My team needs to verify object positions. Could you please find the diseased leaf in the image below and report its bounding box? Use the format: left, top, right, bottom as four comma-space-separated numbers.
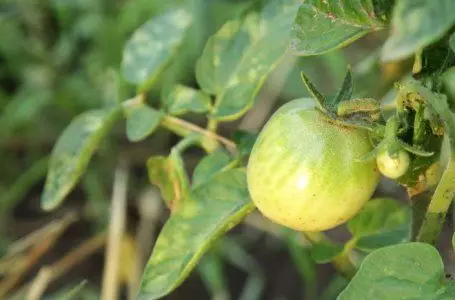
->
195, 20, 250, 96
382, 0, 455, 61
41, 107, 121, 211
192, 149, 233, 187
147, 149, 189, 210
290, 1, 385, 56
338, 243, 454, 300
138, 168, 255, 299
196, 0, 300, 121
165, 84, 211, 116
124, 102, 164, 142
347, 198, 411, 252
121, 8, 192, 89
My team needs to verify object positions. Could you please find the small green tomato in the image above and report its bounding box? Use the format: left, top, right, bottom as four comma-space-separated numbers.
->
247, 99, 380, 232
376, 149, 410, 179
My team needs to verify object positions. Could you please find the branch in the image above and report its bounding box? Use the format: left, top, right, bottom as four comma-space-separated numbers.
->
101, 159, 129, 300
0, 212, 77, 298
26, 233, 106, 300
161, 115, 238, 155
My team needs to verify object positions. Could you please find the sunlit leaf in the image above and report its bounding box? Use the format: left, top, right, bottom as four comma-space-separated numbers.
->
121, 8, 192, 89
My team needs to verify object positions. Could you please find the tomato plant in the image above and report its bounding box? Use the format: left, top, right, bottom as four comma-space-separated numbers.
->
3, 0, 455, 299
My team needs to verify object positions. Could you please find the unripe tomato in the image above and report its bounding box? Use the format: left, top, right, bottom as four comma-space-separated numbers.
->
247, 99, 380, 232
376, 150, 410, 179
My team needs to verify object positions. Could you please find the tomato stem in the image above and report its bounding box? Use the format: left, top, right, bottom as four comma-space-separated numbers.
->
160, 115, 238, 154
417, 155, 455, 244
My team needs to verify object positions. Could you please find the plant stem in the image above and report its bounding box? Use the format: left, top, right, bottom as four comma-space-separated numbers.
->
160, 115, 237, 154
417, 155, 455, 244
207, 119, 218, 132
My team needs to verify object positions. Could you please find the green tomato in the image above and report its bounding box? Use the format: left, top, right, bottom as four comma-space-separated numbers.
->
247, 99, 380, 232
376, 149, 410, 179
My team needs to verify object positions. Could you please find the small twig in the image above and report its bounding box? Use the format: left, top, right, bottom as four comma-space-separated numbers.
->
0, 213, 77, 298
6, 212, 77, 257
161, 115, 238, 154
26, 233, 106, 300
101, 159, 129, 300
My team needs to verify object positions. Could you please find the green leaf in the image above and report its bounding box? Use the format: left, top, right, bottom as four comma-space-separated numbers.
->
382, 0, 455, 61
146, 149, 189, 209
452, 233, 455, 250
290, 1, 385, 56
121, 8, 192, 89
310, 242, 344, 264
232, 130, 258, 158
334, 68, 353, 104
338, 243, 454, 300
347, 198, 411, 251
41, 107, 121, 211
196, 0, 300, 121
138, 168, 255, 299
195, 19, 250, 96
124, 102, 164, 142
164, 84, 211, 116
300, 72, 328, 111
192, 149, 233, 188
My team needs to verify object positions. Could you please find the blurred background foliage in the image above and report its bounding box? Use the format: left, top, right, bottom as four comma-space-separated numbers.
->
0, 0, 412, 299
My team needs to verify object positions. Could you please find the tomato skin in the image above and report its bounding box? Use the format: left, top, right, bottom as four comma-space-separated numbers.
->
376, 150, 410, 179
247, 99, 380, 231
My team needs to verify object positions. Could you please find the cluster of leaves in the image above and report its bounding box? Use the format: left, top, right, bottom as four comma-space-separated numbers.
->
5, 0, 455, 299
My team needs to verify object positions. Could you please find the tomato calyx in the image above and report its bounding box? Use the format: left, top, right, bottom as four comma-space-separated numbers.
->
300, 70, 382, 132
